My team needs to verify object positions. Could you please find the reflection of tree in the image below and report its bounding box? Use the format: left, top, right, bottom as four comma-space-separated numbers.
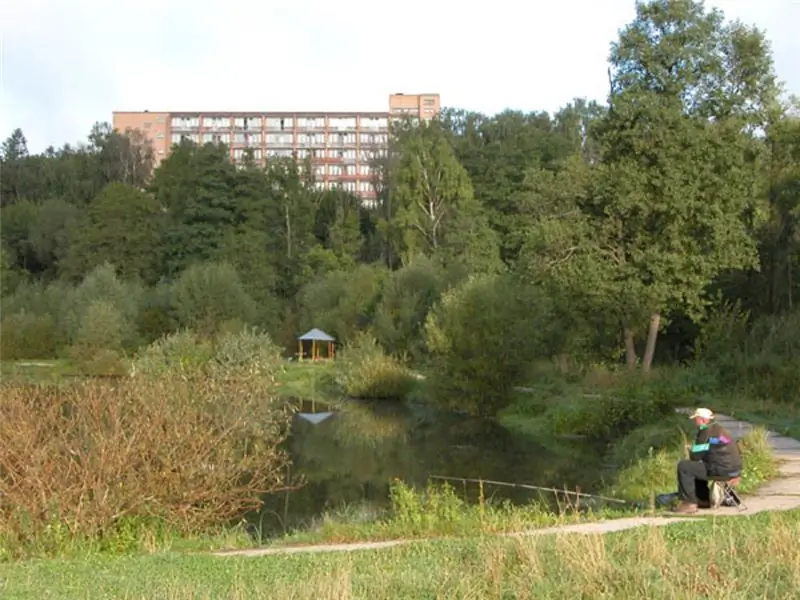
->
256, 402, 607, 535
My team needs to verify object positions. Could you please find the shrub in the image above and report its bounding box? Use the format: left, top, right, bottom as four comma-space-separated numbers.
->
61, 263, 143, 349
130, 328, 284, 381
0, 376, 291, 558
424, 274, 557, 416
0, 310, 58, 359
298, 264, 387, 344
371, 256, 445, 360
130, 330, 213, 378
333, 332, 417, 399
169, 262, 258, 338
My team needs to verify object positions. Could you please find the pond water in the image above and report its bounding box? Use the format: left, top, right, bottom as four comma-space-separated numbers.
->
255, 399, 608, 537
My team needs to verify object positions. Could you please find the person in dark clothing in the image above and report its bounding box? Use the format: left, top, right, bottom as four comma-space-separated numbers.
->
673, 408, 743, 514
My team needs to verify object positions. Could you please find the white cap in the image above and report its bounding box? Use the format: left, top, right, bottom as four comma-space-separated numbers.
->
689, 408, 714, 420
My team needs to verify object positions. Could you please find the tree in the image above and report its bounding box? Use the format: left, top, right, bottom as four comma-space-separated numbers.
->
64, 183, 166, 284
533, 0, 779, 372
386, 118, 501, 272
151, 141, 239, 275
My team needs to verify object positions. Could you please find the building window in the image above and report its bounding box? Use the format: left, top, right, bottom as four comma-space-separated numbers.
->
423, 98, 435, 106
311, 133, 325, 146
266, 117, 291, 131
329, 117, 356, 130
343, 149, 356, 161
329, 165, 342, 176
313, 149, 325, 159
360, 116, 387, 130
266, 134, 292, 146
156, 132, 165, 139
358, 181, 371, 192
296, 149, 309, 159
171, 116, 200, 129
204, 117, 230, 130
359, 164, 370, 176
345, 165, 356, 176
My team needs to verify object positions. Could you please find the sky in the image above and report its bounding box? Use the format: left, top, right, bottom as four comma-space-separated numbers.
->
2, 0, 799, 154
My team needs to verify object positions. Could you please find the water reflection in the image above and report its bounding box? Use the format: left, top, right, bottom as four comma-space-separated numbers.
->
256, 399, 606, 536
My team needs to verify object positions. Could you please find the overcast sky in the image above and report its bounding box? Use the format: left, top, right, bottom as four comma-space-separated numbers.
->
2, 0, 798, 153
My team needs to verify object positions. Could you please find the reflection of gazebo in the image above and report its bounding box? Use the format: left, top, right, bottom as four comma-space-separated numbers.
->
297, 328, 335, 361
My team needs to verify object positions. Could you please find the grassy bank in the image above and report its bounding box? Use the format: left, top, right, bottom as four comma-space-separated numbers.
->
267, 480, 637, 547
2, 509, 799, 599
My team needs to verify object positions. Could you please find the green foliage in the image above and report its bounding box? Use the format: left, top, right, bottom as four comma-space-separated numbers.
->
130, 328, 283, 380
298, 264, 387, 344
130, 330, 213, 378
169, 261, 257, 337
698, 305, 800, 401
424, 274, 556, 416
0, 310, 57, 359
63, 182, 166, 283
371, 256, 446, 360
333, 332, 417, 400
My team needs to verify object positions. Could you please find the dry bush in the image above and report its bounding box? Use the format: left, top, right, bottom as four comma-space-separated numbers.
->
0, 376, 292, 555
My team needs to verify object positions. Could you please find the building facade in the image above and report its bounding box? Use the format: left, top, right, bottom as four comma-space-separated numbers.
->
112, 93, 440, 200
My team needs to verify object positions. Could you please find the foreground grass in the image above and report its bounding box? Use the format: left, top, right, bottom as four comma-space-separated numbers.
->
3, 510, 800, 599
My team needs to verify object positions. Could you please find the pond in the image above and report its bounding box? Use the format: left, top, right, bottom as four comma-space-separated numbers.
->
254, 399, 608, 538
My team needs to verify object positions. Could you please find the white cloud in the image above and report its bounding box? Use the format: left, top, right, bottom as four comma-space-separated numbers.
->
1, 0, 798, 152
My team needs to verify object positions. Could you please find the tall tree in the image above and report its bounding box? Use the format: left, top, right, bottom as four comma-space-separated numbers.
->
386, 118, 501, 272
595, 0, 779, 371
63, 183, 166, 284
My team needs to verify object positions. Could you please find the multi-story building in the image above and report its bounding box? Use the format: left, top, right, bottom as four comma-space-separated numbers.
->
112, 93, 440, 201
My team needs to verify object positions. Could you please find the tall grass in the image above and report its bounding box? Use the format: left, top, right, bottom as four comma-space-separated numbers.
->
3, 510, 800, 599
333, 333, 418, 400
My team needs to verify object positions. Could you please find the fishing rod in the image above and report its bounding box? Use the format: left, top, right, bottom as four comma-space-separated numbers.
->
429, 475, 632, 505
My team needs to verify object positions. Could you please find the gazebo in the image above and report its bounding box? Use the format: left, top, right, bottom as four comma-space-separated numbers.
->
297, 328, 335, 361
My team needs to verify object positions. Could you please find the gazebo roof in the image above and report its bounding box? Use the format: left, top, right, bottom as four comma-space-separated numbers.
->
298, 328, 335, 342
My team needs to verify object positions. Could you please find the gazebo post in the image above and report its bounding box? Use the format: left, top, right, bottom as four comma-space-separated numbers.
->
312, 339, 317, 361
298, 339, 303, 361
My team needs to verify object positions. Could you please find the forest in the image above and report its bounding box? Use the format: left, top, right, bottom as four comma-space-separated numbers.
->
2, 0, 799, 417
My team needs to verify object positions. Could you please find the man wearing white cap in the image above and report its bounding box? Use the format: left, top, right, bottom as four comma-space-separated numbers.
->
673, 407, 743, 514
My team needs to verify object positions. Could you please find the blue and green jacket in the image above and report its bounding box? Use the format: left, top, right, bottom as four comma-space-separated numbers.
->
690, 421, 743, 476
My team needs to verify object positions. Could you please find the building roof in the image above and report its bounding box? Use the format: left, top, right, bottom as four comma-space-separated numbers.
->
298, 328, 335, 342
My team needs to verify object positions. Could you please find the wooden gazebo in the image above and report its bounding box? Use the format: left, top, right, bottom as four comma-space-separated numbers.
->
297, 328, 335, 361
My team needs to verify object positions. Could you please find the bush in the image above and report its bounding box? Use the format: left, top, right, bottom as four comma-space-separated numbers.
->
61, 263, 143, 350
424, 274, 557, 416
514, 393, 676, 443
697, 305, 800, 402
0, 376, 291, 558
130, 328, 283, 380
130, 330, 213, 378
333, 332, 417, 399
0, 310, 58, 359
371, 256, 445, 360
169, 262, 258, 338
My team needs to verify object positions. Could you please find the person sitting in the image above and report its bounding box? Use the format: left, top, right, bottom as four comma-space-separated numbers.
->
673, 407, 743, 514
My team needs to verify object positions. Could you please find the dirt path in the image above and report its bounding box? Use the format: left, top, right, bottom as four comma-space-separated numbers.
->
214, 413, 800, 558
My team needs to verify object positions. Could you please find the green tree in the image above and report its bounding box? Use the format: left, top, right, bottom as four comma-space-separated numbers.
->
527, 0, 779, 371
424, 274, 556, 416
151, 141, 239, 275
64, 183, 166, 283
386, 119, 501, 272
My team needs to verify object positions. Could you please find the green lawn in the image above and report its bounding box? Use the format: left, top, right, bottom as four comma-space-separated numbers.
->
2, 510, 799, 599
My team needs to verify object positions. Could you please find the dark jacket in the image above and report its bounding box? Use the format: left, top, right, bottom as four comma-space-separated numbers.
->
690, 421, 743, 476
